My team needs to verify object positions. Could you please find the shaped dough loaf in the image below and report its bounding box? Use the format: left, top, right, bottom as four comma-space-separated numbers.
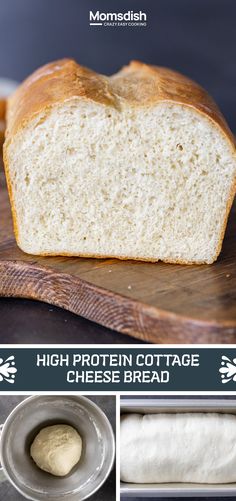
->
120, 413, 236, 484
30, 424, 82, 476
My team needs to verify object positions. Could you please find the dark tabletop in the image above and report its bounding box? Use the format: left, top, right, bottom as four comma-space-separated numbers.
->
0, 395, 116, 500
0, 298, 143, 344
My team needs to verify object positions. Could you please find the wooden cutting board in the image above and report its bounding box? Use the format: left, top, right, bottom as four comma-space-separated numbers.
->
0, 174, 235, 343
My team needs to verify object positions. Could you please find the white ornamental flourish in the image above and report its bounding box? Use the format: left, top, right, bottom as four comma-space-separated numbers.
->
0, 356, 17, 384
219, 355, 236, 384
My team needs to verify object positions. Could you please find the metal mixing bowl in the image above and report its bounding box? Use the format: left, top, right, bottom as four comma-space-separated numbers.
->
0, 395, 115, 500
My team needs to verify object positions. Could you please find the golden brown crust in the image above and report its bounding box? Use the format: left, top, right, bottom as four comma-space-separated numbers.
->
3, 58, 236, 264
0, 98, 6, 121
3, 156, 19, 243
5, 59, 119, 138
5, 58, 236, 148
0, 127, 5, 150
112, 61, 235, 145
15, 245, 211, 265
214, 178, 236, 261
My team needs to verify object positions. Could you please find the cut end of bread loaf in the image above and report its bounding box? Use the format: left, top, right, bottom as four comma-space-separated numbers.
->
4, 60, 236, 264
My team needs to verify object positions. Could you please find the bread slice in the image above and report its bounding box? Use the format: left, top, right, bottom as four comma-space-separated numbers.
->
4, 59, 236, 264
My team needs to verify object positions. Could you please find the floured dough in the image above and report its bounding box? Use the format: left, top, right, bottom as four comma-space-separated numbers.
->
30, 424, 82, 476
120, 413, 236, 484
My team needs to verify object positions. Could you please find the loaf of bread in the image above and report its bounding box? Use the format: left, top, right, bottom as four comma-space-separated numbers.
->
120, 412, 236, 483
4, 59, 236, 263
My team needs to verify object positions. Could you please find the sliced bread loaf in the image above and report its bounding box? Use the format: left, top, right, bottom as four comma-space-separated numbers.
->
4, 59, 236, 263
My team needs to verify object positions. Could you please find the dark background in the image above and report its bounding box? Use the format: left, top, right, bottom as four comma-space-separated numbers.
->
0, 0, 235, 130
0, 0, 235, 343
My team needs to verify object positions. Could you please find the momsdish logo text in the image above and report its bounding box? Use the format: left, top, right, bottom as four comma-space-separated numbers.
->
89, 10, 147, 27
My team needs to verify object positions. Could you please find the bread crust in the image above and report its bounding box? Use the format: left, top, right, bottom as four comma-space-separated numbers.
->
3, 59, 236, 264
0, 98, 6, 121
4, 59, 236, 143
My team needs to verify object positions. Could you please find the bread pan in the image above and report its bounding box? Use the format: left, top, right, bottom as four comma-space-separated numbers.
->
120, 398, 236, 498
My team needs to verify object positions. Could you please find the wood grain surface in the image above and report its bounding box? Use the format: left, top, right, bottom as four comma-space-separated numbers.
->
0, 171, 235, 344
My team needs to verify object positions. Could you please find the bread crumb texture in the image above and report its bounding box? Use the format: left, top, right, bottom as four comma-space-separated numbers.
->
4, 60, 236, 264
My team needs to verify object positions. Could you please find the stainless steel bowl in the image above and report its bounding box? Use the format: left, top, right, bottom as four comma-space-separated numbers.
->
0, 395, 115, 500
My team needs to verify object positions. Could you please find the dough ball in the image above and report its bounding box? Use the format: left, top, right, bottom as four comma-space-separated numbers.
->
30, 424, 82, 476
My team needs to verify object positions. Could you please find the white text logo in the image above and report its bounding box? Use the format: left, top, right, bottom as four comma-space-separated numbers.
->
89, 10, 147, 28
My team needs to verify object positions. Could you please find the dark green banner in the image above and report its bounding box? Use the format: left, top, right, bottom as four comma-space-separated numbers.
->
0, 348, 235, 391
